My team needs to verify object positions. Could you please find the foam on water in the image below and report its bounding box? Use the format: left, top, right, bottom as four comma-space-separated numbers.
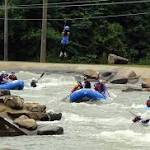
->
1, 71, 150, 150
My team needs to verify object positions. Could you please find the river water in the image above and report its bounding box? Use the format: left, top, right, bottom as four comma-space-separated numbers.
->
0, 71, 150, 150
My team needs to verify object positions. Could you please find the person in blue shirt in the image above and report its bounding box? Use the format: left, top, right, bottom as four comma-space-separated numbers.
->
59, 26, 70, 58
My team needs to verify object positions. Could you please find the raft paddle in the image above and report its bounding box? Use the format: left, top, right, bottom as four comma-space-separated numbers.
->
31, 72, 45, 87
37, 72, 45, 82
61, 76, 81, 101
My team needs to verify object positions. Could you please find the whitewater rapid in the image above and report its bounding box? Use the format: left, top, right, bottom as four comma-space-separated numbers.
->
0, 71, 150, 150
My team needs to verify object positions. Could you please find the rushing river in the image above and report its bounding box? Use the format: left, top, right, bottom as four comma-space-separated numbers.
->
0, 71, 150, 150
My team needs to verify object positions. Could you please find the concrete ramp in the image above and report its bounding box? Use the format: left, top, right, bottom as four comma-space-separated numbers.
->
0, 116, 27, 136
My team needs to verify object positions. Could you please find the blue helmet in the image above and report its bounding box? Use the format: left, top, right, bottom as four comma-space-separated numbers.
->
64, 26, 70, 31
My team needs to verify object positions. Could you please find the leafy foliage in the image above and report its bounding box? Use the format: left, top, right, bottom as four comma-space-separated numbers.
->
0, 0, 150, 64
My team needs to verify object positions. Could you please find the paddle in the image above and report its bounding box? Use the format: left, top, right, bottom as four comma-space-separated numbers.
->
30, 72, 45, 87
61, 75, 81, 101
37, 72, 45, 82
129, 111, 138, 117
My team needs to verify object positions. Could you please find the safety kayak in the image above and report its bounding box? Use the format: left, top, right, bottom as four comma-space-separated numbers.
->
0, 80, 24, 90
70, 88, 106, 103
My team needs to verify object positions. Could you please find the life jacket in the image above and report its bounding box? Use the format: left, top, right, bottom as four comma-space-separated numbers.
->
94, 82, 105, 93
71, 82, 83, 93
61, 31, 69, 45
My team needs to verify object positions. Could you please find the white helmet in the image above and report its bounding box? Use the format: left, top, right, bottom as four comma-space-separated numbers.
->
64, 26, 70, 31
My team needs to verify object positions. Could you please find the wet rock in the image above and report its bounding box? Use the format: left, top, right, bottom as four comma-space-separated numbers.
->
37, 126, 64, 135
0, 103, 12, 113
3, 96, 24, 110
122, 87, 142, 92
14, 115, 37, 130
27, 112, 48, 120
7, 111, 47, 121
7, 111, 30, 119
142, 78, 150, 88
83, 69, 99, 80
127, 71, 140, 84
100, 71, 117, 81
40, 112, 62, 121
110, 78, 128, 84
23, 102, 46, 113
110, 70, 139, 84
108, 54, 128, 64
0, 90, 11, 97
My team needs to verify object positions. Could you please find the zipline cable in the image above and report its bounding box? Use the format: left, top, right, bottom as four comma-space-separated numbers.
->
5, 0, 109, 7
0, 11, 149, 21
0, 0, 150, 9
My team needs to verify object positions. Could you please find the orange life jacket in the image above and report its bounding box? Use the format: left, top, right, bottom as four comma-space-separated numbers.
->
71, 82, 83, 93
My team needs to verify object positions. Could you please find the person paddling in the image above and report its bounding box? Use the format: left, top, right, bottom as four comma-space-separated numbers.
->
94, 80, 106, 94
83, 77, 91, 88
9, 72, 17, 80
30, 73, 45, 88
71, 76, 92, 93
59, 25, 70, 58
71, 81, 83, 93
0, 71, 9, 84
132, 115, 150, 126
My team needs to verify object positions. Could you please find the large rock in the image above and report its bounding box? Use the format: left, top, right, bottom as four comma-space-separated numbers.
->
0, 103, 12, 113
142, 78, 150, 88
3, 96, 24, 110
127, 71, 140, 84
110, 70, 139, 84
83, 69, 99, 80
0, 90, 11, 97
7, 111, 47, 121
23, 102, 46, 113
108, 54, 128, 64
14, 115, 37, 130
37, 125, 63, 135
40, 112, 62, 121
100, 71, 117, 81
122, 87, 143, 92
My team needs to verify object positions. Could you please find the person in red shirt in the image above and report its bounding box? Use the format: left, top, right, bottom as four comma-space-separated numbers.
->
9, 72, 17, 80
94, 80, 105, 93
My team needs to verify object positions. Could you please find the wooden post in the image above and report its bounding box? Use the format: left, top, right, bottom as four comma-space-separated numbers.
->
4, 0, 8, 61
40, 0, 48, 62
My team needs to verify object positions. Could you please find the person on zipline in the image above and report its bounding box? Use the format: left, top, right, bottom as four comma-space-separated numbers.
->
59, 25, 70, 58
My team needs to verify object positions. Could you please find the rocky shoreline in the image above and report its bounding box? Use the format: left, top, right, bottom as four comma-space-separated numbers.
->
0, 90, 63, 136
0, 61, 149, 77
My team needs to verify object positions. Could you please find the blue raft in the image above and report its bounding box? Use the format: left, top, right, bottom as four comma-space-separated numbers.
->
0, 80, 24, 90
70, 89, 106, 103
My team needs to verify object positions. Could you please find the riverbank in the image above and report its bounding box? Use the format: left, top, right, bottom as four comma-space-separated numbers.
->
0, 61, 150, 77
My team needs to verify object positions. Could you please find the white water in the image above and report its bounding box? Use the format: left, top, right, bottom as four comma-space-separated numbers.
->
0, 71, 150, 150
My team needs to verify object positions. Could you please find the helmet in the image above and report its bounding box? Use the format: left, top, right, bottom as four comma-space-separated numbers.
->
64, 26, 70, 31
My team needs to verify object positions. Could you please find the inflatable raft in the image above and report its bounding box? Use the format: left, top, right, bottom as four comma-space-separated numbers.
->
70, 89, 106, 103
0, 80, 24, 90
